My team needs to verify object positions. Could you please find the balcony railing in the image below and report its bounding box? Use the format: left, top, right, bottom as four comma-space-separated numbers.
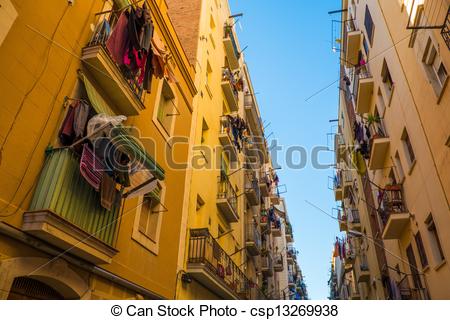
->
223, 24, 240, 69
274, 254, 284, 272
187, 228, 250, 299
245, 223, 262, 256
354, 66, 374, 115
222, 68, 239, 111
261, 253, 274, 277
23, 148, 120, 264
81, 5, 154, 115
217, 174, 239, 222
219, 116, 238, 162
378, 184, 410, 239
245, 174, 261, 205
396, 274, 429, 300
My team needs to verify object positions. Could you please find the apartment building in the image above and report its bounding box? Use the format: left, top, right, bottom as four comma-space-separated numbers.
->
0, 0, 305, 300
332, 0, 450, 299
167, 0, 303, 300
0, 0, 196, 299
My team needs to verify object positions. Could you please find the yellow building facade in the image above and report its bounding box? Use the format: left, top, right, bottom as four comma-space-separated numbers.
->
0, 0, 305, 300
0, 0, 196, 299
333, 0, 450, 300
167, 0, 301, 300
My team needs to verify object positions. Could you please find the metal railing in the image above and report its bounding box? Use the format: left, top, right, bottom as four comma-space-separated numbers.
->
217, 174, 238, 214
349, 209, 361, 224
397, 274, 430, 300
245, 223, 262, 250
245, 174, 261, 199
222, 68, 239, 100
188, 228, 250, 298
261, 253, 274, 272
86, 5, 150, 100
378, 184, 407, 227
224, 24, 240, 60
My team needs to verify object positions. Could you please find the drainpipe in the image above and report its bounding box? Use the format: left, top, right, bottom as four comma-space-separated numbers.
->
0, 222, 164, 300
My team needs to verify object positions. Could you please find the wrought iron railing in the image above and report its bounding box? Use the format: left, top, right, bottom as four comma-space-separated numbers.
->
378, 184, 407, 227
188, 228, 250, 298
217, 174, 238, 214
397, 274, 430, 300
224, 24, 240, 60
86, 4, 151, 100
246, 223, 262, 250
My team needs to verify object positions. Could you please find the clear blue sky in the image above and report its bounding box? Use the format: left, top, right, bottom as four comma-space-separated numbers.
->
229, 0, 341, 299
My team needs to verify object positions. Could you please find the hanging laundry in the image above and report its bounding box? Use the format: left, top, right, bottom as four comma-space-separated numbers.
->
73, 100, 90, 139
106, 11, 130, 66
59, 104, 76, 146
100, 174, 117, 211
80, 144, 104, 191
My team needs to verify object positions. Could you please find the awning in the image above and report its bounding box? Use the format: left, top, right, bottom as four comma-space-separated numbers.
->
81, 74, 116, 116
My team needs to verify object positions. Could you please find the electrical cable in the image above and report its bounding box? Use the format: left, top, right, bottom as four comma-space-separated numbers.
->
305, 25, 427, 102
304, 199, 425, 275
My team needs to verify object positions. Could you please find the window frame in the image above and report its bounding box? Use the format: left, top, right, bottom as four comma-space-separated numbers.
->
153, 79, 178, 142
132, 181, 166, 255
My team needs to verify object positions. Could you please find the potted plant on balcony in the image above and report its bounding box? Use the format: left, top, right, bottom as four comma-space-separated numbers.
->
366, 113, 382, 138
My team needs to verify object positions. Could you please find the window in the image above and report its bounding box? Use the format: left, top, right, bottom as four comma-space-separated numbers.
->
425, 214, 445, 265
377, 87, 387, 115
364, 5, 375, 45
0, 0, 18, 47
381, 59, 394, 105
196, 194, 205, 211
406, 244, 424, 291
156, 80, 177, 136
408, 4, 423, 47
132, 183, 165, 254
394, 151, 405, 182
401, 128, 416, 168
201, 118, 209, 144
421, 37, 449, 101
414, 231, 429, 269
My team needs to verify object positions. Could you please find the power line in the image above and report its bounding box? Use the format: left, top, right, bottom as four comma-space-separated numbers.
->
305, 25, 427, 102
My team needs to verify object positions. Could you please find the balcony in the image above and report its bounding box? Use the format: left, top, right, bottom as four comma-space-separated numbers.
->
246, 223, 262, 256
223, 24, 240, 70
219, 116, 238, 162
217, 175, 239, 223
259, 213, 271, 235
344, 23, 361, 67
244, 141, 259, 165
187, 228, 250, 299
271, 220, 282, 237
261, 253, 274, 277
259, 172, 271, 197
338, 210, 348, 232
285, 223, 294, 243
396, 274, 429, 300
245, 173, 260, 206
357, 254, 370, 283
22, 148, 119, 264
221, 68, 239, 112
348, 209, 361, 231
244, 94, 262, 137
335, 133, 346, 164
334, 175, 343, 201
274, 254, 284, 272
81, 10, 147, 116
355, 69, 374, 114
379, 185, 410, 240
368, 129, 390, 170
342, 170, 353, 197
286, 249, 296, 265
